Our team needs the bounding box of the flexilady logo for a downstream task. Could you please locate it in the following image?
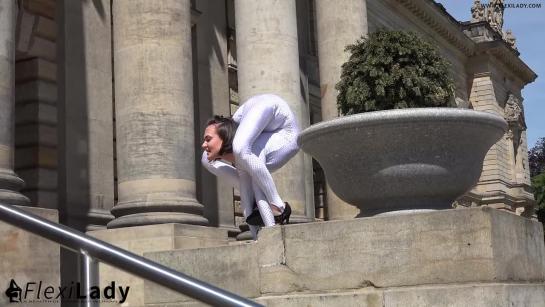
[5,280,22,303]
[4,279,130,304]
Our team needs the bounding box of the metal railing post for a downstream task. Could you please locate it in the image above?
[80,252,99,307]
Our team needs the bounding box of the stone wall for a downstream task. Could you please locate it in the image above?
[15,0,58,210]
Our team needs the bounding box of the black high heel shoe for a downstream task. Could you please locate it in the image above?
[246,205,264,226]
[274,202,291,225]
[246,202,292,226]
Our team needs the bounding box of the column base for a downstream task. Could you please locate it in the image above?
[107,212,208,228]
[0,169,30,206]
[108,196,208,228]
[0,169,25,191]
[288,214,315,224]
[0,189,30,206]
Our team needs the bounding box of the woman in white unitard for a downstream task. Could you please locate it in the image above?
[201,94,300,239]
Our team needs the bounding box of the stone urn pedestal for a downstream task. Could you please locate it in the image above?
[298,108,507,216]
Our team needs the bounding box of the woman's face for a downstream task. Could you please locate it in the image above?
[202,124,223,161]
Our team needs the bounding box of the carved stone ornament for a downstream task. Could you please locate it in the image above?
[471,0,486,22]
[487,0,505,34]
[504,93,525,129]
[503,29,517,50]
[504,93,526,159]
[505,128,514,140]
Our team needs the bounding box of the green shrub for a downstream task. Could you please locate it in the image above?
[336,30,456,115]
[531,173,545,223]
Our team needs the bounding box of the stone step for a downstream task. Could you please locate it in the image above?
[258,283,545,307]
[143,282,545,307]
[0,206,60,307]
[143,207,545,306]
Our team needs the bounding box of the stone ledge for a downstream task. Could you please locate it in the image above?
[89,223,230,307]
[143,283,545,307]
[382,282,545,307]
[259,207,545,294]
[142,207,544,305]
[145,242,260,305]
[259,282,545,307]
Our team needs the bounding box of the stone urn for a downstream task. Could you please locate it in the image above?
[298,108,507,216]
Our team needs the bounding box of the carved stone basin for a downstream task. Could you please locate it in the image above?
[298,108,507,216]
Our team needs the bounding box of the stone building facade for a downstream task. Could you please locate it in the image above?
[1,0,537,236]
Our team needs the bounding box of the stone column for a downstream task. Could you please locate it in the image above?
[108,0,207,228]
[235,0,313,223]
[315,0,367,219]
[194,0,236,231]
[57,0,115,230]
[0,0,29,206]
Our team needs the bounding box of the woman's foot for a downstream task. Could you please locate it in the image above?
[274,202,291,225]
[246,206,265,226]
[246,202,291,226]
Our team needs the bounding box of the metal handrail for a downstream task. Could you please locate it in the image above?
[0,202,262,307]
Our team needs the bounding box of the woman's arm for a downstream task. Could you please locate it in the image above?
[201,151,240,189]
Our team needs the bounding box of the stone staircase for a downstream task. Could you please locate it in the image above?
[98,207,545,306]
[2,206,545,306]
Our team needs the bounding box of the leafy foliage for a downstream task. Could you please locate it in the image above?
[529,137,545,178]
[532,173,545,223]
[336,30,456,115]
[529,137,545,223]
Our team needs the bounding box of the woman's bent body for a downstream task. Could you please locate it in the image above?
[201,94,300,239]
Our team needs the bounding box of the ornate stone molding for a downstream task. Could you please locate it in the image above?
[475,40,537,84]
[504,93,526,130]
[471,0,486,22]
[504,93,526,162]
[395,0,475,56]
[394,0,532,84]
[503,29,517,50]
[487,0,505,34]
[470,0,517,50]
[470,0,504,33]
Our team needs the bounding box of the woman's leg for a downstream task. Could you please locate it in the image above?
[238,169,260,239]
[253,182,275,227]
[249,146,276,227]
[263,131,300,173]
[233,104,284,209]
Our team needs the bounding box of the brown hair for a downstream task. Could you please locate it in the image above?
[206,115,237,155]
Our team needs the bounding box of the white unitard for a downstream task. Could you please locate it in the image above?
[202,94,300,238]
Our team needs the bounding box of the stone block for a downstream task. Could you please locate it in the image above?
[26,36,56,61]
[16,9,36,53]
[15,80,57,104]
[21,190,58,209]
[16,58,57,83]
[23,0,56,19]
[257,289,383,307]
[15,123,57,147]
[257,283,545,307]
[88,223,229,307]
[144,283,545,307]
[382,283,545,307]
[17,168,57,190]
[144,242,260,305]
[259,207,545,294]
[35,16,56,41]
[15,101,57,125]
[0,206,60,307]
[15,146,57,169]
